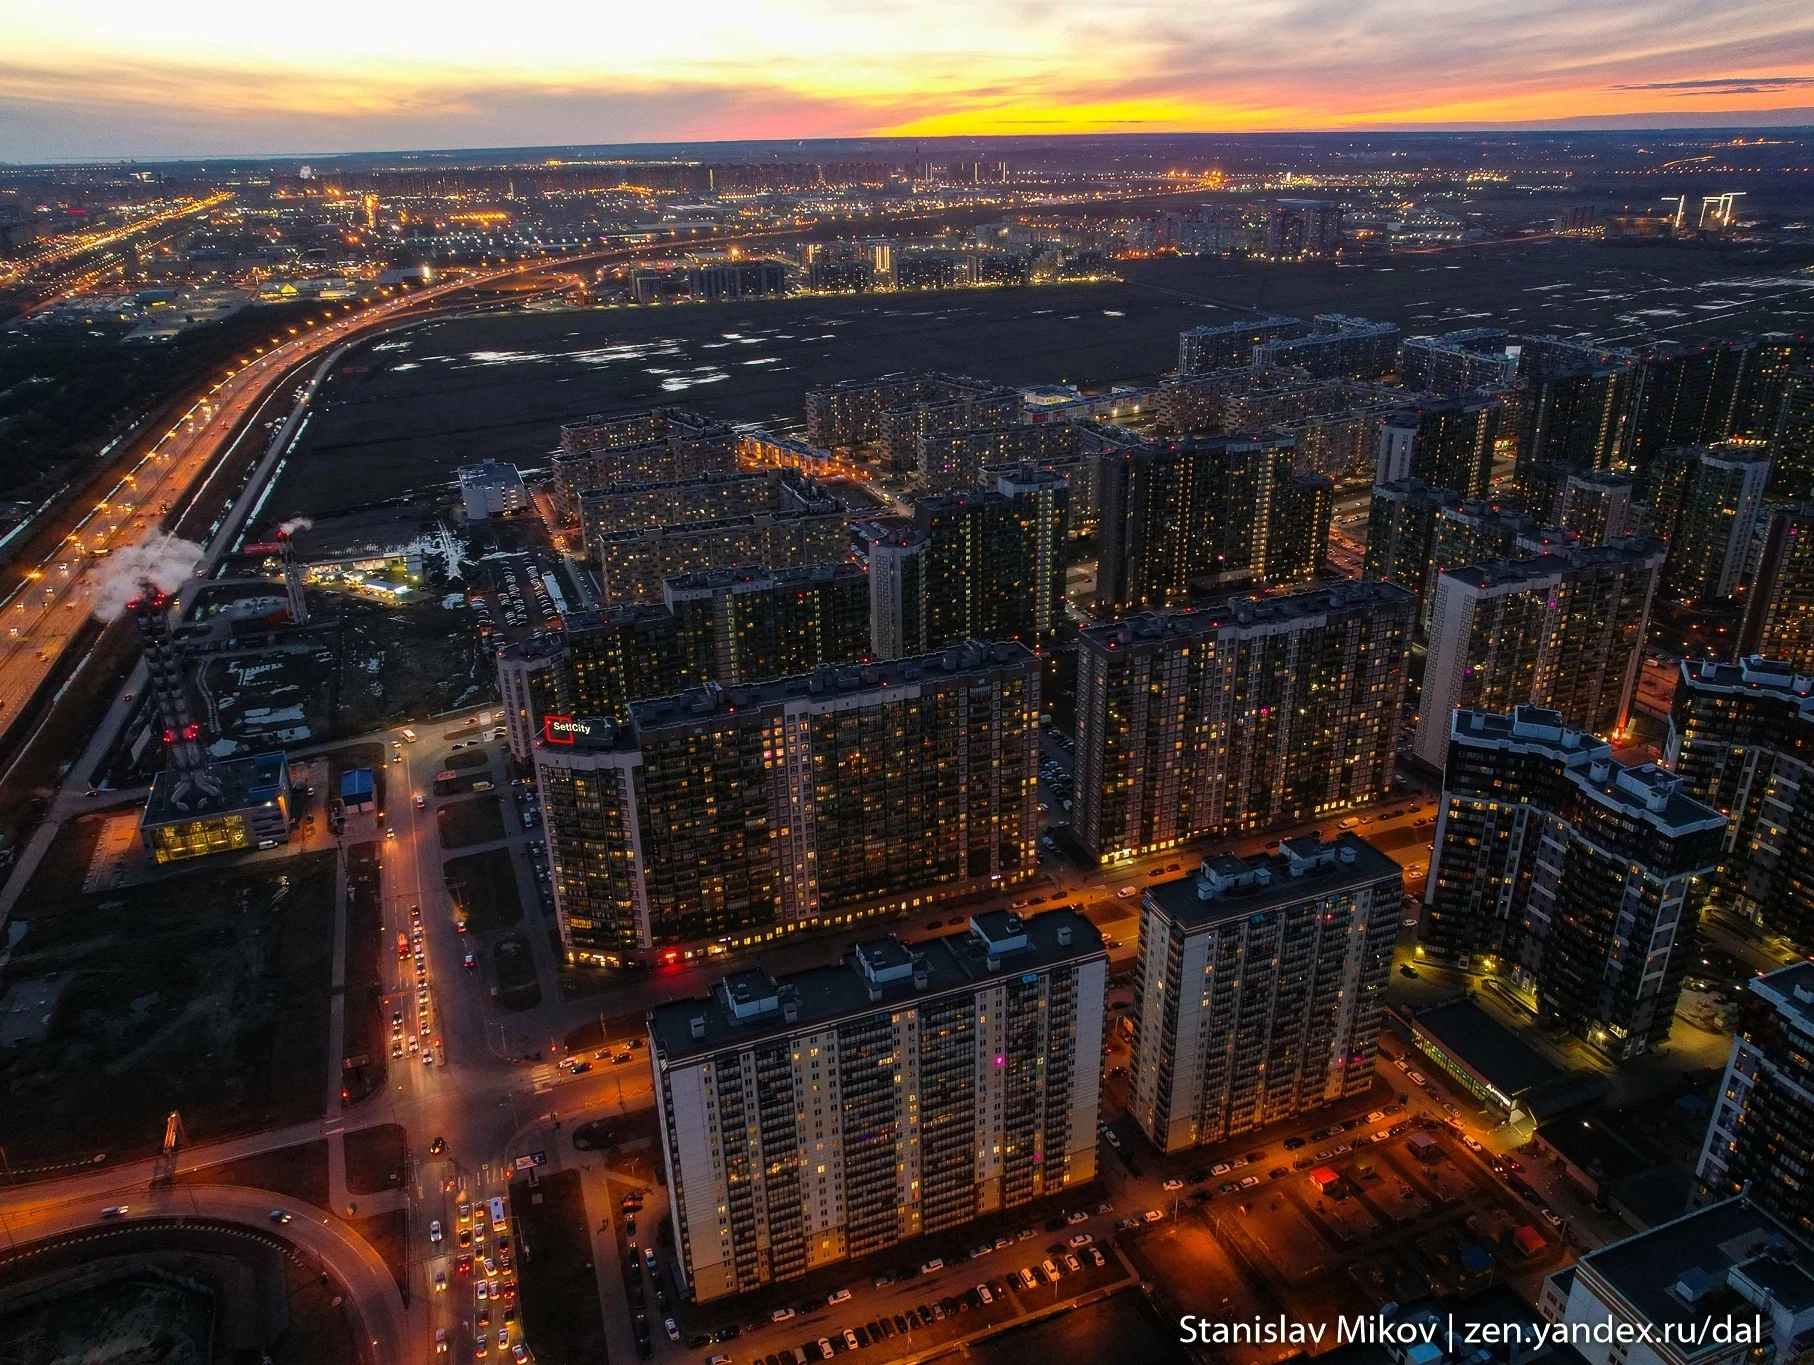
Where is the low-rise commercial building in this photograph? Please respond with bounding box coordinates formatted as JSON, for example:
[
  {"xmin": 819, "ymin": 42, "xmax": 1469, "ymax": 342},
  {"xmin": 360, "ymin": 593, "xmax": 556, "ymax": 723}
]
[{"xmin": 457, "ymin": 460, "xmax": 530, "ymax": 519}]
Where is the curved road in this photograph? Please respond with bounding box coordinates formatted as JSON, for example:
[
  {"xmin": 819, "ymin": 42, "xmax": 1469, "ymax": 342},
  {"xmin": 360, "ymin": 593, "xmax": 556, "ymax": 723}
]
[{"xmin": 0, "ymin": 1181, "xmax": 411, "ymax": 1361}]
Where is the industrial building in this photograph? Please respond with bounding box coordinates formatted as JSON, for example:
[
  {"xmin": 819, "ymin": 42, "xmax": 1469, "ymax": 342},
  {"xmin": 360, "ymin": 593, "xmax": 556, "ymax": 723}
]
[
  {"xmin": 141, "ymin": 750, "xmax": 293, "ymax": 864},
  {"xmin": 130, "ymin": 584, "xmax": 296, "ymax": 863}
]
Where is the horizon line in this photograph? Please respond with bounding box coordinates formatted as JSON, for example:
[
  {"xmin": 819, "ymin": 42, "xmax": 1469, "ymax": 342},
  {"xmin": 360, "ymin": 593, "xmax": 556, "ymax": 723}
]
[{"xmin": 8, "ymin": 115, "xmax": 1814, "ymax": 170}]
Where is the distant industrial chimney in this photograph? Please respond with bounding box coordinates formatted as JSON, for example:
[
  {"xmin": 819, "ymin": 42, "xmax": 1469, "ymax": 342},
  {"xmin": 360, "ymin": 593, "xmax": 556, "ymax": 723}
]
[
  {"xmin": 129, "ymin": 580, "xmax": 206, "ymax": 772},
  {"xmin": 275, "ymin": 530, "xmax": 308, "ymax": 627}
]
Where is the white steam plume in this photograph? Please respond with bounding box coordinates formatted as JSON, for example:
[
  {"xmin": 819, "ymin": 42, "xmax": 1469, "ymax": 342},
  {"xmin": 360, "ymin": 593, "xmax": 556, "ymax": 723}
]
[
  {"xmin": 91, "ymin": 533, "xmax": 206, "ymax": 622},
  {"xmin": 277, "ymin": 517, "xmax": 313, "ymax": 535}
]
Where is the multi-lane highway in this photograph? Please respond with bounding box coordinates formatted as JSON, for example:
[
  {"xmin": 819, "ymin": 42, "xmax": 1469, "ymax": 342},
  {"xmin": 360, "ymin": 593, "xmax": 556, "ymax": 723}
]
[{"xmin": 0, "ymin": 266, "xmax": 549, "ymax": 744}]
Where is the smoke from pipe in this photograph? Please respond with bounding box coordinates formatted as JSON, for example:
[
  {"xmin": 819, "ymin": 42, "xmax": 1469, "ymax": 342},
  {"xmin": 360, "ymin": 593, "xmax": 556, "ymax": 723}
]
[
  {"xmin": 91, "ymin": 534, "xmax": 206, "ymax": 622},
  {"xmin": 277, "ymin": 517, "xmax": 313, "ymax": 536}
]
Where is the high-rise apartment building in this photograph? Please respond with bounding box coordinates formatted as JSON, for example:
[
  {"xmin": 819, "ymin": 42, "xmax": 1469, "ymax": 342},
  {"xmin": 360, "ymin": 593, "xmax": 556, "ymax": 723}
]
[
  {"xmin": 686, "ymin": 256, "xmax": 788, "ymax": 302},
  {"xmin": 497, "ymin": 635, "xmax": 567, "ymax": 764},
  {"xmin": 1253, "ymin": 315, "xmax": 1401, "ymax": 381},
  {"xmin": 1415, "ymin": 540, "xmax": 1666, "ymax": 768},
  {"xmin": 991, "ymin": 464, "xmax": 1072, "ymax": 636},
  {"xmin": 649, "ymin": 908, "xmax": 1105, "ymax": 1301},
  {"xmin": 1519, "ymin": 366, "xmax": 1629, "ymax": 475},
  {"xmin": 1129, "ymin": 834, "xmax": 1400, "ymax": 1153},
  {"xmin": 914, "ymin": 475, "xmax": 1069, "ymax": 646},
  {"xmin": 1091, "ymin": 438, "xmax": 1206, "ymax": 616},
  {"xmin": 1177, "ymin": 316, "xmax": 1304, "ymax": 375},
  {"xmin": 581, "ymin": 468, "xmax": 840, "ymax": 559},
  {"xmin": 1397, "ymin": 329, "xmax": 1517, "ymax": 396},
  {"xmin": 1274, "ymin": 471, "xmax": 1335, "ymax": 586},
  {"xmin": 878, "ymin": 377, "xmax": 1021, "ymax": 473},
  {"xmin": 496, "ymin": 569, "xmax": 870, "ymax": 760},
  {"xmin": 1093, "ymin": 433, "xmax": 1318, "ymax": 616},
  {"xmin": 536, "ymin": 642, "xmax": 1040, "ymax": 960},
  {"xmin": 1419, "ymin": 499, "xmax": 1575, "ymax": 632},
  {"xmin": 1518, "ymin": 334, "xmax": 1635, "ymax": 382},
  {"xmin": 1262, "ymin": 200, "xmax": 1342, "ymax": 259},
  {"xmin": 803, "ymin": 372, "xmax": 1018, "ymax": 470},
  {"xmin": 916, "ymin": 422, "xmax": 1080, "ymax": 493},
  {"xmin": 1770, "ymin": 368, "xmax": 1814, "ymax": 500},
  {"xmin": 804, "ymin": 373, "xmax": 927, "ymax": 448},
  {"xmin": 552, "ymin": 408, "xmax": 736, "ymax": 522},
  {"xmin": 1155, "ymin": 366, "xmax": 1282, "ymax": 433},
  {"xmin": 1738, "ymin": 503, "xmax": 1814, "ymax": 668},
  {"xmin": 1667, "ymin": 656, "xmax": 1814, "ymax": 949},
  {"xmin": 1374, "ymin": 396, "xmax": 1504, "ymax": 496},
  {"xmin": 1618, "ymin": 341, "xmax": 1755, "ymax": 493},
  {"xmin": 1647, "ymin": 444, "xmax": 1772, "ymax": 602},
  {"xmin": 1364, "ymin": 479, "xmax": 1458, "ymax": 595},
  {"xmin": 1553, "ymin": 471, "xmax": 1635, "ymax": 546},
  {"xmin": 1072, "ymin": 582, "xmax": 1415, "ymax": 863},
  {"xmin": 1696, "ymin": 962, "xmax": 1814, "ymax": 1239},
  {"xmin": 863, "ymin": 523, "xmax": 926, "ymax": 659},
  {"xmin": 496, "ymin": 604, "xmax": 685, "ymax": 761},
  {"xmin": 595, "ymin": 505, "xmax": 851, "ymax": 604},
  {"xmin": 664, "ymin": 563, "xmax": 871, "ymax": 687},
  {"xmin": 1540, "ymin": 1194, "xmax": 1814, "ymax": 1365},
  {"xmin": 1426, "ymin": 707, "xmax": 1722, "ymax": 1058}
]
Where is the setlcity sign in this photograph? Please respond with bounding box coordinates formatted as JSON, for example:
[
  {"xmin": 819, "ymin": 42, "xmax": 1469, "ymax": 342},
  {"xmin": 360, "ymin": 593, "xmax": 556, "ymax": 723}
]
[{"xmin": 543, "ymin": 714, "xmax": 601, "ymax": 745}]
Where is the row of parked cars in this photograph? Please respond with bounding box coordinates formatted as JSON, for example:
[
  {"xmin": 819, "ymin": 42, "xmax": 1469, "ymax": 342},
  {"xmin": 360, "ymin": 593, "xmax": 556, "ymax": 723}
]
[{"xmin": 710, "ymin": 1247, "xmax": 1110, "ymax": 1365}]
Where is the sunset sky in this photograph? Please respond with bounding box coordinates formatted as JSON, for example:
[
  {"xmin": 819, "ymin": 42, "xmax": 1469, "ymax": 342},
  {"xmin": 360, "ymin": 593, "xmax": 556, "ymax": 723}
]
[{"xmin": 5, "ymin": 0, "xmax": 1814, "ymax": 160}]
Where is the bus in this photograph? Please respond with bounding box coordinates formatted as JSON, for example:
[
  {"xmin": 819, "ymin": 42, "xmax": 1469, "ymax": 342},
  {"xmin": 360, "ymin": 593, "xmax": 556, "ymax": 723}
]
[
  {"xmin": 397, "ymin": 933, "xmax": 410, "ymax": 959},
  {"xmin": 489, "ymin": 1196, "xmax": 508, "ymax": 1232}
]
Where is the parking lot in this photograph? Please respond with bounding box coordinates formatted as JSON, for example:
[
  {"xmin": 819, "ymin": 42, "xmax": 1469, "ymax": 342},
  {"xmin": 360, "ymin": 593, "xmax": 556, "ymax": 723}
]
[{"xmin": 644, "ymin": 1193, "xmax": 1138, "ymax": 1365}]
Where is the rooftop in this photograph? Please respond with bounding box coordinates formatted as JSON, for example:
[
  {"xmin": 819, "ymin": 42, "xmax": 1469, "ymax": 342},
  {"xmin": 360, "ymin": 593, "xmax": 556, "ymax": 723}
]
[
  {"xmin": 1536, "ymin": 1116, "xmax": 1650, "ymax": 1186},
  {"xmin": 1440, "ymin": 536, "xmax": 1666, "ymax": 591},
  {"xmin": 1579, "ymin": 1195, "xmax": 1810, "ymax": 1338},
  {"xmin": 648, "ymin": 907, "xmax": 1102, "ymax": 1064},
  {"xmin": 590, "ymin": 505, "xmax": 845, "ymax": 544},
  {"xmin": 457, "ymin": 460, "xmax": 524, "ymax": 486},
  {"xmin": 1410, "ymin": 998, "xmax": 1562, "ymax": 1101},
  {"xmin": 1180, "ymin": 315, "xmax": 1302, "ymax": 337},
  {"xmin": 143, "ymin": 751, "xmax": 290, "ymax": 826},
  {"xmin": 1144, "ymin": 832, "xmax": 1400, "ymax": 931},
  {"xmin": 627, "ymin": 640, "xmax": 1035, "ymax": 732},
  {"xmin": 1749, "ymin": 961, "xmax": 1814, "ymax": 1035},
  {"xmin": 1451, "ymin": 706, "xmax": 1607, "ymax": 761},
  {"xmin": 1079, "ymin": 580, "xmax": 1414, "ymax": 655},
  {"xmin": 661, "ymin": 559, "xmax": 865, "ymax": 601},
  {"xmin": 578, "ymin": 468, "xmax": 768, "ymax": 500},
  {"xmin": 1681, "ymin": 654, "xmax": 1814, "ymax": 700}
]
